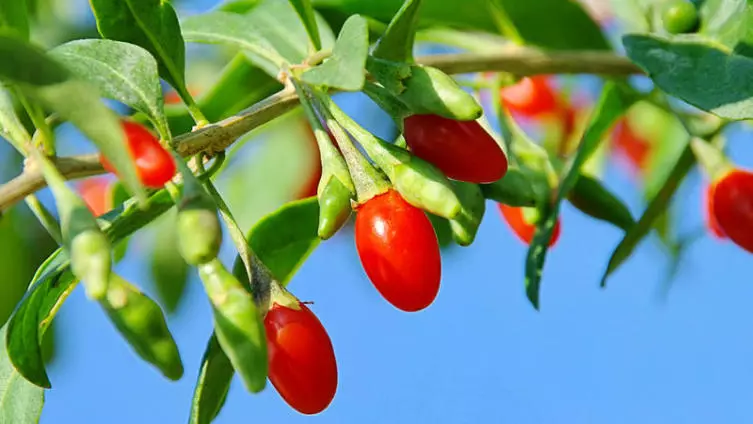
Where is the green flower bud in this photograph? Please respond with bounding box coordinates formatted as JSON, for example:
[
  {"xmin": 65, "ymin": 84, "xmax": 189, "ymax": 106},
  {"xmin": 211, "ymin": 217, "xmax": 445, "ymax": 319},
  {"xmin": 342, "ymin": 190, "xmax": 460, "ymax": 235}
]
[
  {"xmin": 70, "ymin": 229, "xmax": 112, "ymax": 300},
  {"xmin": 317, "ymin": 176, "xmax": 354, "ymax": 239},
  {"xmin": 176, "ymin": 206, "xmax": 222, "ymax": 266},
  {"xmin": 101, "ymin": 274, "xmax": 183, "ymax": 380},
  {"xmin": 449, "ymin": 182, "xmax": 485, "ymax": 246},
  {"xmin": 480, "ymin": 167, "xmax": 538, "ymax": 207},
  {"xmin": 391, "ymin": 161, "xmax": 461, "ymax": 219}
]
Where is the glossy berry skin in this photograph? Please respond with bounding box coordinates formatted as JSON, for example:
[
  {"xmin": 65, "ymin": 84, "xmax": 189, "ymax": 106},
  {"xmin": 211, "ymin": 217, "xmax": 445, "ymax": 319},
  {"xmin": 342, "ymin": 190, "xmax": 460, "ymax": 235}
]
[
  {"xmin": 663, "ymin": 0, "xmax": 699, "ymax": 34},
  {"xmin": 355, "ymin": 190, "xmax": 441, "ymax": 312},
  {"xmin": 497, "ymin": 203, "xmax": 561, "ymax": 247},
  {"xmin": 265, "ymin": 301, "xmax": 337, "ymax": 415},
  {"xmin": 100, "ymin": 121, "xmax": 176, "ymax": 189},
  {"xmin": 403, "ymin": 115, "xmax": 508, "ymax": 184},
  {"xmin": 500, "ymin": 76, "xmax": 560, "ymax": 117},
  {"xmin": 704, "ymin": 184, "xmax": 726, "ymax": 239},
  {"xmin": 710, "ymin": 169, "xmax": 753, "ymax": 252}
]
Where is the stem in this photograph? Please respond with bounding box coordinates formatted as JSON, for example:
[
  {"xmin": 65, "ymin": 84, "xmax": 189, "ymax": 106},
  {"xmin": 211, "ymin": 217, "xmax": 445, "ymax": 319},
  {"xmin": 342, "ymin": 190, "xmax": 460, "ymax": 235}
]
[
  {"xmin": 18, "ymin": 92, "xmax": 54, "ymax": 156},
  {"xmin": 487, "ymin": 1, "xmax": 524, "ymax": 45},
  {"xmin": 24, "ymin": 194, "xmax": 62, "ymax": 244},
  {"xmin": 178, "ymin": 85, "xmax": 209, "ymax": 127}
]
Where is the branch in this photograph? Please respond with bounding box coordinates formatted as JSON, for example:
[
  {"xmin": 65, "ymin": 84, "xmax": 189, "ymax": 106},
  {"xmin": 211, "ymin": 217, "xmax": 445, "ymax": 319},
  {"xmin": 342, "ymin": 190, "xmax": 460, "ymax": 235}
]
[{"xmin": 0, "ymin": 49, "xmax": 641, "ymax": 212}]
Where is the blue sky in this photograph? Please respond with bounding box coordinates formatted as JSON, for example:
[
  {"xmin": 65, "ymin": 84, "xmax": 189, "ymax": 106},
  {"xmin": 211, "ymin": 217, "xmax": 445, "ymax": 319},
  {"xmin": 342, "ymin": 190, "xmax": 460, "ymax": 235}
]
[{"xmin": 16, "ymin": 1, "xmax": 753, "ymax": 423}]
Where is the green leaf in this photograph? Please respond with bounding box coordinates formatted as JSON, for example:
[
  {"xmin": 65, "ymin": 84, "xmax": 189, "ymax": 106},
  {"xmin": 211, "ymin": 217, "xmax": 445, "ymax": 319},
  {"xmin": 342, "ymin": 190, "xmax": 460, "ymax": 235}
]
[
  {"xmin": 288, "ymin": 0, "xmax": 322, "ymax": 50},
  {"xmin": 698, "ymin": 0, "xmax": 753, "ymax": 52},
  {"xmin": 1, "ymin": 324, "xmax": 44, "ymax": 424},
  {"xmin": 302, "ymin": 15, "xmax": 368, "ymax": 91},
  {"xmin": 89, "ymin": 0, "xmax": 188, "ymax": 99},
  {"xmin": 148, "ymin": 212, "xmax": 189, "ymax": 314},
  {"xmin": 480, "ymin": 166, "xmax": 538, "ymax": 207},
  {"xmin": 567, "ymin": 174, "xmax": 635, "ymax": 232},
  {"xmin": 182, "ymin": 0, "xmax": 336, "ymax": 78},
  {"xmin": 372, "ymin": 0, "xmax": 422, "ymax": 62},
  {"xmin": 426, "ymin": 212, "xmax": 453, "ymax": 248},
  {"xmin": 0, "ymin": 0, "xmax": 29, "ymax": 40},
  {"xmin": 601, "ymin": 143, "xmax": 696, "ymax": 287},
  {"xmin": 623, "ymin": 34, "xmax": 753, "ymax": 120},
  {"xmin": 525, "ymin": 83, "xmax": 635, "ymax": 309},
  {"xmin": 188, "ymin": 335, "xmax": 233, "ymax": 424},
  {"xmin": 0, "ymin": 33, "xmax": 146, "ymax": 204},
  {"xmin": 489, "ymin": 0, "xmax": 609, "ymax": 50},
  {"xmin": 49, "ymin": 39, "xmax": 169, "ymax": 139},
  {"xmin": 6, "ymin": 189, "xmax": 176, "ymax": 389},
  {"xmin": 0, "ymin": 86, "xmax": 31, "ymax": 150},
  {"xmin": 246, "ymin": 197, "xmax": 321, "ymax": 285}
]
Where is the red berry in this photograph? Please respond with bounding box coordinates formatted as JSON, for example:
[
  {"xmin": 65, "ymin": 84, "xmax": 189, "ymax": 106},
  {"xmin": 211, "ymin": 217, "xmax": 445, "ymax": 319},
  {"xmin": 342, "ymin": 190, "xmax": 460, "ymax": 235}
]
[
  {"xmin": 100, "ymin": 121, "xmax": 176, "ymax": 189},
  {"xmin": 265, "ymin": 301, "xmax": 338, "ymax": 415},
  {"xmin": 704, "ymin": 184, "xmax": 726, "ymax": 239},
  {"xmin": 78, "ymin": 176, "xmax": 111, "ymax": 216},
  {"xmin": 497, "ymin": 203, "xmax": 561, "ymax": 247},
  {"xmin": 355, "ymin": 190, "xmax": 441, "ymax": 312},
  {"xmin": 710, "ymin": 169, "xmax": 753, "ymax": 252},
  {"xmin": 295, "ymin": 126, "xmax": 322, "ymax": 200},
  {"xmin": 403, "ymin": 115, "xmax": 508, "ymax": 184},
  {"xmin": 612, "ymin": 119, "xmax": 651, "ymax": 175},
  {"xmin": 500, "ymin": 76, "xmax": 560, "ymax": 117}
]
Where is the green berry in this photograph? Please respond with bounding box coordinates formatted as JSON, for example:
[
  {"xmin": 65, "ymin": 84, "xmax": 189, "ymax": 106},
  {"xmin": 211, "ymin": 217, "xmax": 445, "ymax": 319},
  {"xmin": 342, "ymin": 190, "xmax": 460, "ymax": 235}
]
[{"xmin": 663, "ymin": 1, "xmax": 699, "ymax": 34}]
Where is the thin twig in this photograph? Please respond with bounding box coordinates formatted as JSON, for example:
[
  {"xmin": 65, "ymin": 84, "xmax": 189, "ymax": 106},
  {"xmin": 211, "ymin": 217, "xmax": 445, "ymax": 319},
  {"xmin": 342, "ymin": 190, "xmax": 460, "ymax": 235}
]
[{"xmin": 0, "ymin": 49, "xmax": 642, "ymax": 212}]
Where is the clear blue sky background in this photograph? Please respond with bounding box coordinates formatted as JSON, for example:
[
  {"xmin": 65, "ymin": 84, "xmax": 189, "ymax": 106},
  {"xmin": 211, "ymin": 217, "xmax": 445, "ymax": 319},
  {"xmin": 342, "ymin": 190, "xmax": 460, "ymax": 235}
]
[{"xmin": 15, "ymin": 1, "xmax": 753, "ymax": 423}]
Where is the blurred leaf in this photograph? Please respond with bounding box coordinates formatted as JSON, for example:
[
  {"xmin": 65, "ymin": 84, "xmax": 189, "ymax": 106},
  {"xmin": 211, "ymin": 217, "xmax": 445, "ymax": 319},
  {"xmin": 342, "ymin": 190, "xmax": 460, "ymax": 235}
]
[
  {"xmin": 245, "ymin": 197, "xmax": 320, "ymax": 286},
  {"xmin": 148, "ymin": 211, "xmax": 189, "ymax": 314},
  {"xmin": 89, "ymin": 0, "xmax": 188, "ymax": 97},
  {"xmin": 0, "ymin": 86, "xmax": 31, "ymax": 148},
  {"xmin": 189, "ymin": 335, "xmax": 233, "ymax": 424},
  {"xmin": 525, "ymin": 83, "xmax": 635, "ymax": 309},
  {"xmin": 0, "ymin": 33, "xmax": 146, "ymax": 204},
  {"xmin": 601, "ymin": 143, "xmax": 696, "ymax": 287},
  {"xmin": 6, "ymin": 189, "xmax": 176, "ymax": 389},
  {"xmin": 371, "ymin": 0, "xmax": 422, "ymax": 62},
  {"xmin": 490, "ymin": 0, "xmax": 609, "ymax": 50},
  {"xmin": 1, "ymin": 324, "xmax": 44, "ymax": 424},
  {"xmin": 302, "ymin": 15, "xmax": 368, "ymax": 90},
  {"xmin": 0, "ymin": 210, "xmax": 37, "ymax": 328},
  {"xmin": 0, "ymin": 0, "xmax": 29, "ymax": 39},
  {"xmin": 427, "ymin": 212, "xmax": 453, "ymax": 248},
  {"xmin": 624, "ymin": 34, "xmax": 753, "ymax": 120},
  {"xmin": 183, "ymin": 0, "xmax": 336, "ymax": 78},
  {"xmin": 698, "ymin": 0, "xmax": 753, "ymax": 52},
  {"xmin": 608, "ymin": 0, "xmax": 651, "ymax": 33},
  {"xmin": 480, "ymin": 167, "xmax": 538, "ymax": 207},
  {"xmin": 289, "ymin": 0, "xmax": 322, "ymax": 50},
  {"xmin": 220, "ymin": 0, "xmax": 263, "ymax": 13},
  {"xmin": 49, "ymin": 39, "xmax": 169, "ymax": 138},
  {"xmin": 567, "ymin": 174, "xmax": 635, "ymax": 231}
]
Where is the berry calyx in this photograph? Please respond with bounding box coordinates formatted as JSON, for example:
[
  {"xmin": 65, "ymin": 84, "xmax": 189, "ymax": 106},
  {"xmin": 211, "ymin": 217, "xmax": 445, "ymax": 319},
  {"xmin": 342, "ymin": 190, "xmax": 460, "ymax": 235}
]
[
  {"xmin": 99, "ymin": 121, "xmax": 176, "ymax": 189},
  {"xmin": 402, "ymin": 115, "xmax": 508, "ymax": 184},
  {"xmin": 354, "ymin": 190, "xmax": 441, "ymax": 312},
  {"xmin": 709, "ymin": 169, "xmax": 753, "ymax": 252},
  {"xmin": 265, "ymin": 300, "xmax": 338, "ymax": 415},
  {"xmin": 497, "ymin": 203, "xmax": 561, "ymax": 247}
]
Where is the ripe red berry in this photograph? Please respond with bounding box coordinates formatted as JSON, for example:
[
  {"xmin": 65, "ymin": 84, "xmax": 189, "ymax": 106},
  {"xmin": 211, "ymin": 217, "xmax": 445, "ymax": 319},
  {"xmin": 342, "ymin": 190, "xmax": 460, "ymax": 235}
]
[
  {"xmin": 99, "ymin": 121, "xmax": 176, "ymax": 189},
  {"xmin": 355, "ymin": 190, "xmax": 441, "ymax": 312},
  {"xmin": 497, "ymin": 203, "xmax": 561, "ymax": 247},
  {"xmin": 78, "ymin": 176, "xmax": 112, "ymax": 216},
  {"xmin": 403, "ymin": 115, "xmax": 508, "ymax": 184},
  {"xmin": 500, "ymin": 76, "xmax": 560, "ymax": 117},
  {"xmin": 265, "ymin": 301, "xmax": 338, "ymax": 415},
  {"xmin": 611, "ymin": 119, "xmax": 651, "ymax": 175},
  {"xmin": 710, "ymin": 169, "xmax": 753, "ymax": 252},
  {"xmin": 704, "ymin": 184, "xmax": 726, "ymax": 239}
]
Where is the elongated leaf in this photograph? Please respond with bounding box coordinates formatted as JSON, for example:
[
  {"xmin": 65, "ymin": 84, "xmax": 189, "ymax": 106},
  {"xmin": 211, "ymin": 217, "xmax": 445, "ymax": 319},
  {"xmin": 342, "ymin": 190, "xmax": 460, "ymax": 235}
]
[
  {"xmin": 0, "ymin": 33, "xmax": 146, "ymax": 204},
  {"xmin": 148, "ymin": 213, "xmax": 189, "ymax": 314},
  {"xmin": 89, "ymin": 0, "xmax": 188, "ymax": 98},
  {"xmin": 624, "ymin": 34, "xmax": 753, "ymax": 120},
  {"xmin": 525, "ymin": 83, "xmax": 635, "ymax": 309},
  {"xmin": 699, "ymin": 0, "xmax": 753, "ymax": 53},
  {"xmin": 490, "ymin": 0, "xmax": 609, "ymax": 50},
  {"xmin": 192, "ymin": 197, "xmax": 319, "ymax": 424},
  {"xmin": 567, "ymin": 174, "xmax": 635, "ymax": 232},
  {"xmin": 0, "ymin": 86, "xmax": 30, "ymax": 150},
  {"xmin": 49, "ymin": 39, "xmax": 169, "ymax": 138},
  {"xmin": 302, "ymin": 14, "xmax": 368, "ymax": 91},
  {"xmin": 189, "ymin": 335, "xmax": 233, "ymax": 424},
  {"xmin": 289, "ymin": 0, "xmax": 322, "ymax": 50},
  {"xmin": 6, "ymin": 190, "xmax": 175, "ymax": 389},
  {"xmin": 1, "ymin": 324, "xmax": 43, "ymax": 424},
  {"xmin": 480, "ymin": 167, "xmax": 537, "ymax": 207},
  {"xmin": 372, "ymin": 0, "xmax": 422, "ymax": 62},
  {"xmin": 0, "ymin": 0, "xmax": 29, "ymax": 40},
  {"xmin": 601, "ymin": 143, "xmax": 696, "ymax": 287}
]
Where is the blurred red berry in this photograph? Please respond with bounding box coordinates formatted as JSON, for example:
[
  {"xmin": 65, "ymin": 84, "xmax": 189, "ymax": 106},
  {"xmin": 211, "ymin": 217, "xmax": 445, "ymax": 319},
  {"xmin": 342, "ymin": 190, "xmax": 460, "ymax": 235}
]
[
  {"xmin": 78, "ymin": 177, "xmax": 111, "ymax": 216},
  {"xmin": 710, "ymin": 169, "xmax": 753, "ymax": 252},
  {"xmin": 497, "ymin": 204, "xmax": 561, "ymax": 247},
  {"xmin": 611, "ymin": 118, "xmax": 651, "ymax": 175},
  {"xmin": 500, "ymin": 76, "xmax": 560, "ymax": 118}
]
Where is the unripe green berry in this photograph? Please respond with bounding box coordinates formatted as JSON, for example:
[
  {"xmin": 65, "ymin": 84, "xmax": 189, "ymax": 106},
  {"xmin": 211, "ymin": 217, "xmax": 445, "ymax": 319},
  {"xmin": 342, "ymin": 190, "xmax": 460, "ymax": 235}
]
[
  {"xmin": 177, "ymin": 208, "xmax": 222, "ymax": 266},
  {"xmin": 663, "ymin": 1, "xmax": 699, "ymax": 34}
]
